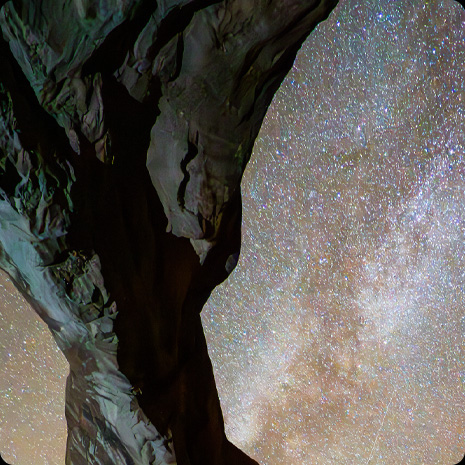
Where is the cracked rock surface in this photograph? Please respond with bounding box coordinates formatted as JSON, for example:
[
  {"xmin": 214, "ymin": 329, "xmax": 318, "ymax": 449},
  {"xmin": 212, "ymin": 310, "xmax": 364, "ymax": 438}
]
[{"xmin": 0, "ymin": 1, "xmax": 337, "ymax": 463}]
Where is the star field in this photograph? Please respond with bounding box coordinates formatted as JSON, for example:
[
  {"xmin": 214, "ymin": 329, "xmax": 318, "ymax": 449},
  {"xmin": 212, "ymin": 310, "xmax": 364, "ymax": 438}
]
[
  {"xmin": 0, "ymin": 0, "xmax": 465, "ymax": 464},
  {"xmin": 202, "ymin": 0, "xmax": 465, "ymax": 463},
  {"xmin": 0, "ymin": 271, "xmax": 68, "ymax": 464}
]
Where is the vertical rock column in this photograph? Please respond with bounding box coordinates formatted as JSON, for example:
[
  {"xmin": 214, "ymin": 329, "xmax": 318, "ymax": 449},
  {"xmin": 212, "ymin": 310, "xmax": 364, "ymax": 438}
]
[{"xmin": 0, "ymin": 0, "xmax": 337, "ymax": 463}]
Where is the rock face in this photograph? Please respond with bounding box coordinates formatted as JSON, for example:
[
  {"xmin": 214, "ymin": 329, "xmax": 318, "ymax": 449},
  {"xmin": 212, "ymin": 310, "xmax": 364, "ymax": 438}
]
[{"xmin": 0, "ymin": 1, "xmax": 337, "ymax": 464}]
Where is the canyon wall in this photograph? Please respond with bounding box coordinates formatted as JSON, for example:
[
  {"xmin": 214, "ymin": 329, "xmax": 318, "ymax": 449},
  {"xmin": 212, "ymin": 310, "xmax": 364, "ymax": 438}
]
[{"xmin": 0, "ymin": 1, "xmax": 337, "ymax": 463}]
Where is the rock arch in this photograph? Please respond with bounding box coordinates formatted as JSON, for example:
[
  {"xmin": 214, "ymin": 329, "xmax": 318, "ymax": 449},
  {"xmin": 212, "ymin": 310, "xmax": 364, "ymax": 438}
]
[{"xmin": 0, "ymin": 1, "xmax": 337, "ymax": 463}]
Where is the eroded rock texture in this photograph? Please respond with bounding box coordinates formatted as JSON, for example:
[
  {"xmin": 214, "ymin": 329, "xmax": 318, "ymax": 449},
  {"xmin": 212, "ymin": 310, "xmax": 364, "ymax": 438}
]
[{"xmin": 0, "ymin": 1, "xmax": 337, "ymax": 463}]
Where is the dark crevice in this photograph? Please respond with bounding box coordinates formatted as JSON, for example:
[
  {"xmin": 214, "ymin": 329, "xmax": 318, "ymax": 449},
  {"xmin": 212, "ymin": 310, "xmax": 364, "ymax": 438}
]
[
  {"xmin": 145, "ymin": 73, "xmax": 163, "ymax": 109},
  {"xmin": 100, "ymin": 75, "xmax": 161, "ymax": 170},
  {"xmin": 81, "ymin": 0, "xmax": 160, "ymax": 76},
  {"xmin": 146, "ymin": 0, "xmax": 223, "ymax": 62},
  {"xmin": 169, "ymin": 32, "xmax": 185, "ymax": 82},
  {"xmin": 82, "ymin": 0, "xmax": 222, "ymax": 79},
  {"xmin": 43, "ymin": 76, "xmax": 67, "ymax": 111},
  {"xmin": 197, "ymin": 212, "xmax": 215, "ymax": 238},
  {"xmin": 177, "ymin": 131, "xmax": 199, "ymax": 210},
  {"xmin": 0, "ymin": 157, "xmax": 21, "ymax": 198},
  {"xmin": 233, "ymin": 41, "xmax": 266, "ymax": 93},
  {"xmin": 66, "ymin": 73, "xmax": 164, "ymax": 263},
  {"xmin": 0, "ymin": 36, "xmax": 73, "ymax": 160}
]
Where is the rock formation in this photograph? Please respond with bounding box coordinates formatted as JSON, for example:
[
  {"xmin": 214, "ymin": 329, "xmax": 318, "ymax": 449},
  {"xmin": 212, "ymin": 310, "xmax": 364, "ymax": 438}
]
[{"xmin": 0, "ymin": 0, "xmax": 337, "ymax": 463}]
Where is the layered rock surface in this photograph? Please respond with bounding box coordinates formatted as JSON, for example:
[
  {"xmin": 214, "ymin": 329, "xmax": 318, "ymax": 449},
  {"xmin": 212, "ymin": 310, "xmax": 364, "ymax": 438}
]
[{"xmin": 0, "ymin": 1, "xmax": 337, "ymax": 463}]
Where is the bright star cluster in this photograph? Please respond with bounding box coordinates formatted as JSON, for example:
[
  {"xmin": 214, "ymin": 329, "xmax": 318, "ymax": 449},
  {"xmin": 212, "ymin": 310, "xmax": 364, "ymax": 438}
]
[{"xmin": 202, "ymin": 0, "xmax": 465, "ymax": 463}]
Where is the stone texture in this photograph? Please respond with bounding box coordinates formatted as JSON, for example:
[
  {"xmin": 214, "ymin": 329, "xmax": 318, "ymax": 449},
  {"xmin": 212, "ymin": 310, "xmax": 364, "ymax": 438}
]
[{"xmin": 0, "ymin": 0, "xmax": 337, "ymax": 463}]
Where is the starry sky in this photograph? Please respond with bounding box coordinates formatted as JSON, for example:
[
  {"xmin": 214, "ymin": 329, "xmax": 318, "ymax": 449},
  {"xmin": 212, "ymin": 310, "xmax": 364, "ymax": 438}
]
[
  {"xmin": 202, "ymin": 0, "xmax": 465, "ymax": 463},
  {"xmin": 1, "ymin": 0, "xmax": 465, "ymax": 464},
  {"xmin": 0, "ymin": 270, "xmax": 68, "ymax": 464}
]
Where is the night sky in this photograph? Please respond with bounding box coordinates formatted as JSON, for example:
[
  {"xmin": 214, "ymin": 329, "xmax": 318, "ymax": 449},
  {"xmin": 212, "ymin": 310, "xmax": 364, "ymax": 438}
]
[
  {"xmin": 203, "ymin": 0, "xmax": 465, "ymax": 463},
  {"xmin": 2, "ymin": 0, "xmax": 465, "ymax": 464},
  {"xmin": 0, "ymin": 270, "xmax": 67, "ymax": 464}
]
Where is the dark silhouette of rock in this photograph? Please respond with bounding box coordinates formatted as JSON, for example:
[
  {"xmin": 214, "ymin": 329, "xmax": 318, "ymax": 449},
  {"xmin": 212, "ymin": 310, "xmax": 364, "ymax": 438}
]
[{"xmin": 0, "ymin": 0, "xmax": 337, "ymax": 463}]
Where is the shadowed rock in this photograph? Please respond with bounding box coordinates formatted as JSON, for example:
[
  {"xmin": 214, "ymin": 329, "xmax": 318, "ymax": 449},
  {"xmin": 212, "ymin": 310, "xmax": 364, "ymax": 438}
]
[{"xmin": 0, "ymin": 0, "xmax": 337, "ymax": 463}]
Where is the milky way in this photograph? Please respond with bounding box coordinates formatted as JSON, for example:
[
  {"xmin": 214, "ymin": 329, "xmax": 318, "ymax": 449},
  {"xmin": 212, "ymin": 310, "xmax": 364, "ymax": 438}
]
[
  {"xmin": 1, "ymin": 0, "xmax": 465, "ymax": 464},
  {"xmin": 202, "ymin": 0, "xmax": 465, "ymax": 463}
]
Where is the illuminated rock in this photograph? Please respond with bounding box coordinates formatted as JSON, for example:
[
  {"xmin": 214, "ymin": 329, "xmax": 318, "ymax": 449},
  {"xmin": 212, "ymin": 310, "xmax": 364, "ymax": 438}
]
[{"xmin": 0, "ymin": 1, "xmax": 337, "ymax": 463}]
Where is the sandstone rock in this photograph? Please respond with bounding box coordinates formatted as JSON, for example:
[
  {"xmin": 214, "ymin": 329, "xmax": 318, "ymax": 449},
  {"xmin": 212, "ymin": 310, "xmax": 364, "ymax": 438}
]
[{"xmin": 0, "ymin": 1, "xmax": 337, "ymax": 463}]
